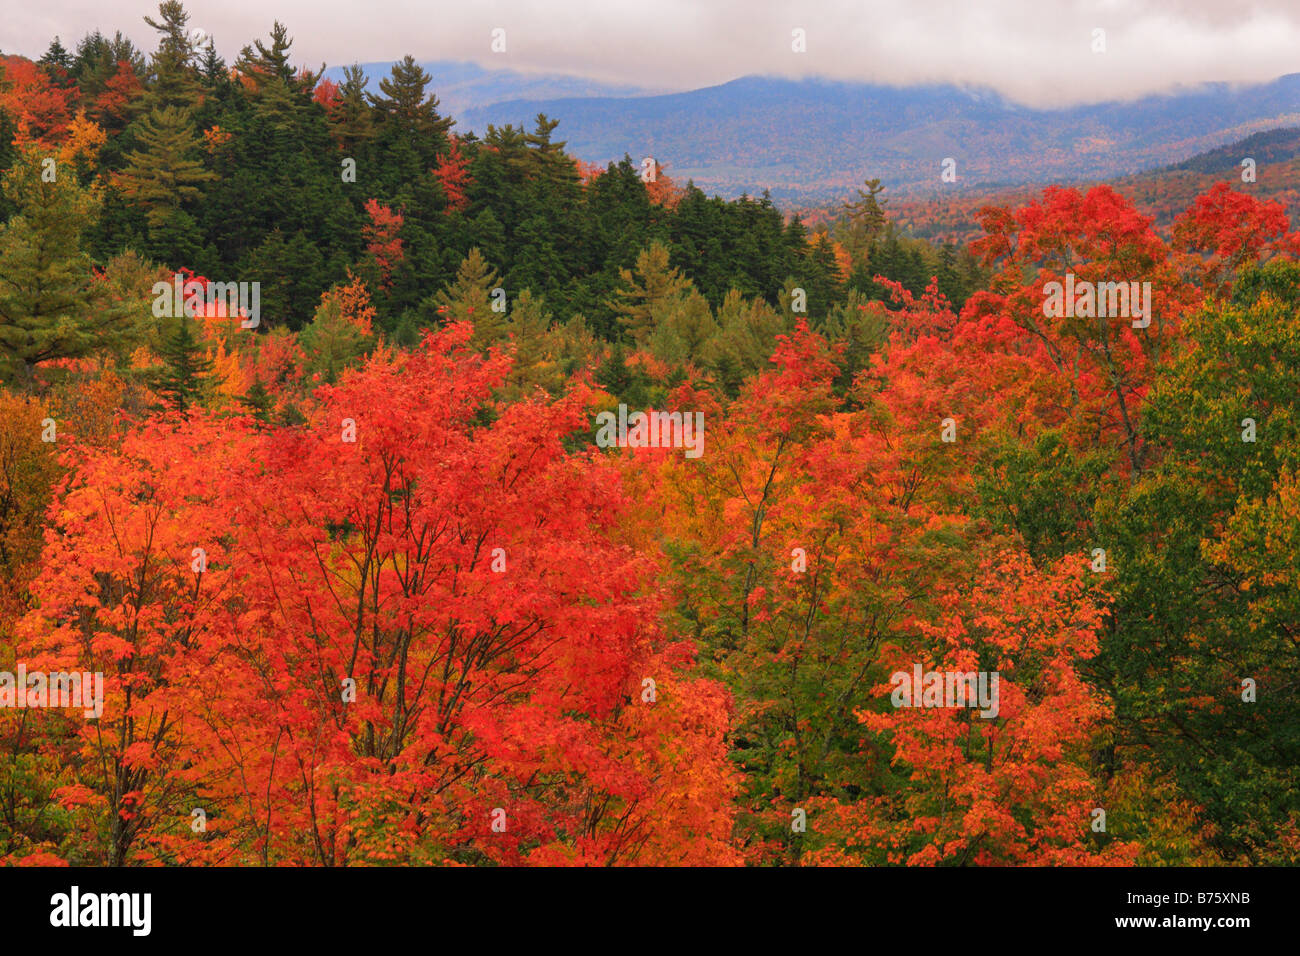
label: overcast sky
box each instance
[5,0,1299,107]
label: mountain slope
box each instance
[459,73,1300,203]
[881,127,1300,245]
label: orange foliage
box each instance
[0,55,76,146]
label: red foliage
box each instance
[362,198,405,290]
[93,61,144,126]
[815,553,1139,866]
[1173,181,1293,279]
[575,159,605,185]
[17,327,740,865]
[312,77,340,110]
[432,135,472,214]
[0,55,76,146]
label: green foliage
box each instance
[0,148,136,384]
[976,428,1115,562]
[648,291,717,368]
[152,313,212,411]
[114,103,214,262]
[609,241,692,346]
[1095,266,1300,862]
[142,1,202,109]
[704,289,790,396]
[298,289,374,383]
[236,21,319,94]
[433,247,501,342]
[838,176,888,264]
[369,55,453,164]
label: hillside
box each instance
[460,73,1300,204]
[875,126,1300,245]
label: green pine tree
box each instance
[332,65,377,154]
[648,290,717,367]
[434,248,502,342]
[153,314,213,411]
[0,147,135,385]
[298,290,375,383]
[235,21,321,94]
[607,241,692,346]
[115,104,215,233]
[198,41,228,92]
[38,37,75,83]
[238,379,273,423]
[142,1,203,109]
[838,177,888,266]
[369,55,454,152]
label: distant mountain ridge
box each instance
[321,60,672,121]
[454,72,1300,205]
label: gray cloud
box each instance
[4,0,1298,107]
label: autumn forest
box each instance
[1,2,1298,871]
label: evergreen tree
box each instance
[238,378,273,422]
[298,285,375,382]
[608,241,692,346]
[493,288,598,401]
[0,110,16,221]
[434,248,501,342]
[235,21,320,94]
[524,114,577,187]
[648,290,717,367]
[594,340,663,409]
[38,38,75,84]
[198,41,228,92]
[74,31,129,100]
[153,314,213,411]
[142,1,203,109]
[72,32,147,138]
[369,56,454,158]
[113,104,215,262]
[72,30,147,83]
[206,66,359,299]
[707,288,789,395]
[821,290,889,402]
[0,148,134,384]
[465,208,507,272]
[331,65,377,155]
[237,228,328,330]
[801,231,844,319]
[115,105,214,230]
[839,177,888,266]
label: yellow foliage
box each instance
[57,112,107,171]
